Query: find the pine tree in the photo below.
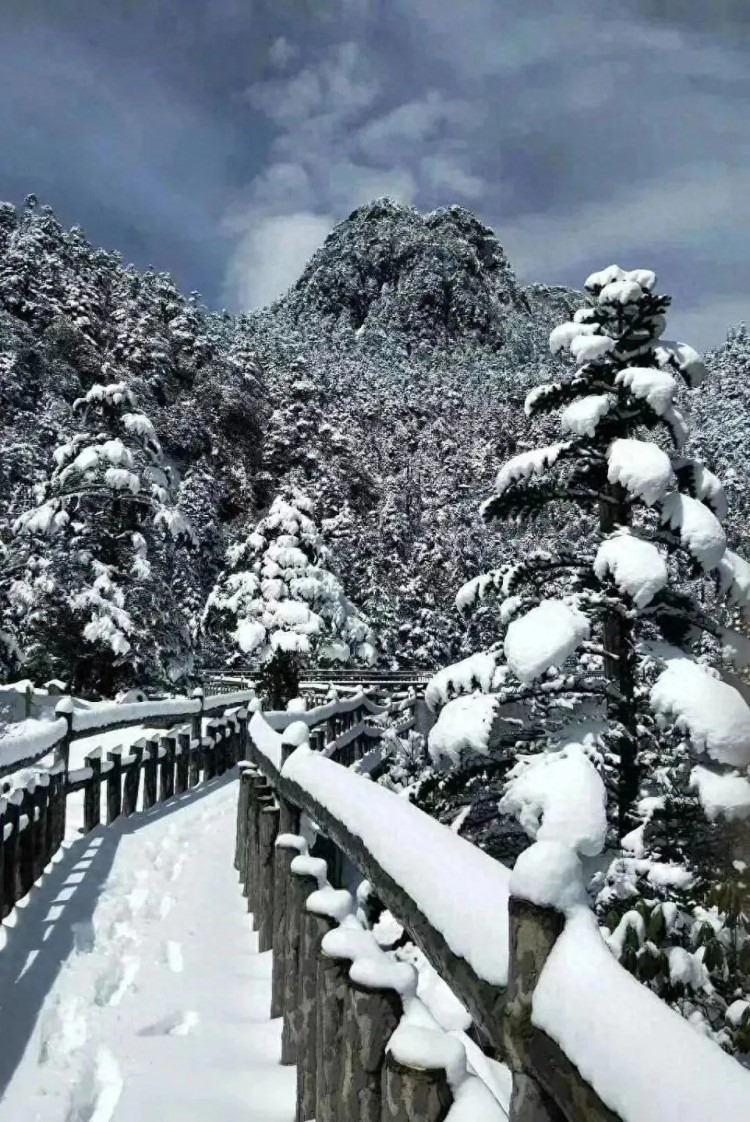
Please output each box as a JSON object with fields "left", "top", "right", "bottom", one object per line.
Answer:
{"left": 202, "top": 491, "right": 376, "bottom": 706}
{"left": 10, "top": 380, "right": 195, "bottom": 693}
{"left": 426, "top": 264, "right": 750, "bottom": 1054}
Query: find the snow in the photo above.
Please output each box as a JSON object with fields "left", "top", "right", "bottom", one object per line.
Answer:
{"left": 455, "top": 572, "right": 497, "bottom": 613}
{"left": 650, "top": 659, "right": 750, "bottom": 767}
{"left": 549, "top": 321, "right": 596, "bottom": 354}
{"left": 504, "top": 599, "right": 589, "bottom": 683}
{"left": 614, "top": 366, "right": 677, "bottom": 416}
{"left": 532, "top": 907, "right": 750, "bottom": 1122}
{"left": 387, "top": 1024, "right": 466, "bottom": 1086}
{"left": 499, "top": 744, "right": 607, "bottom": 856}
{"left": 281, "top": 742, "right": 511, "bottom": 985}
{"left": 427, "top": 693, "right": 500, "bottom": 765}
{"left": 607, "top": 438, "right": 674, "bottom": 506}
{"left": 0, "top": 779, "right": 296, "bottom": 1121}
{"left": 560, "top": 394, "right": 612, "bottom": 438}
{"left": 509, "top": 841, "right": 587, "bottom": 912}
{"left": 598, "top": 279, "right": 643, "bottom": 305}
{"left": 660, "top": 492, "right": 726, "bottom": 570}
{"left": 675, "top": 459, "right": 728, "bottom": 522}
{"left": 0, "top": 717, "right": 68, "bottom": 774}
{"left": 689, "top": 766, "right": 750, "bottom": 822}
{"left": 493, "top": 443, "right": 569, "bottom": 496}
{"left": 593, "top": 532, "right": 667, "bottom": 608}
{"left": 447, "top": 1073, "right": 507, "bottom": 1122}
{"left": 71, "top": 698, "right": 200, "bottom": 734}
{"left": 717, "top": 549, "right": 750, "bottom": 608}
{"left": 584, "top": 265, "right": 656, "bottom": 293}
{"left": 654, "top": 339, "right": 706, "bottom": 388}
{"left": 569, "top": 335, "right": 615, "bottom": 364}
{"left": 425, "top": 652, "right": 499, "bottom": 711}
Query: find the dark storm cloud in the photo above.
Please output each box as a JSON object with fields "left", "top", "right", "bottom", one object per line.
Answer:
{"left": 0, "top": 0, "right": 748, "bottom": 345}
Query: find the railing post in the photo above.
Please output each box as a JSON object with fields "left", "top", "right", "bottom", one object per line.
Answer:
{"left": 188, "top": 732, "right": 200, "bottom": 788}
{"left": 175, "top": 729, "right": 190, "bottom": 795}
{"left": 31, "top": 774, "right": 49, "bottom": 882}
{"left": 382, "top": 1025, "right": 460, "bottom": 1122}
{"left": 237, "top": 707, "right": 249, "bottom": 761}
{"left": 295, "top": 887, "right": 354, "bottom": 1122}
{"left": 271, "top": 835, "right": 307, "bottom": 1020}
{"left": 106, "top": 747, "right": 124, "bottom": 824}
{"left": 16, "top": 787, "right": 35, "bottom": 900}
{"left": 54, "top": 696, "right": 75, "bottom": 775}
{"left": 258, "top": 800, "right": 279, "bottom": 952}
{"left": 2, "top": 794, "right": 21, "bottom": 918}
{"left": 504, "top": 868, "right": 568, "bottom": 1122}
{"left": 281, "top": 857, "right": 326, "bottom": 1066}
{"left": 159, "top": 734, "right": 176, "bottom": 801}
{"left": 83, "top": 749, "right": 103, "bottom": 832}
{"left": 244, "top": 774, "right": 267, "bottom": 909}
{"left": 236, "top": 764, "right": 253, "bottom": 874}
{"left": 143, "top": 736, "right": 159, "bottom": 810}
{"left": 123, "top": 742, "right": 143, "bottom": 816}
{"left": 191, "top": 686, "right": 204, "bottom": 745}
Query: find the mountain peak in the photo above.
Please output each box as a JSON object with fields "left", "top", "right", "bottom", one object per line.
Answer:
{"left": 283, "top": 198, "right": 525, "bottom": 349}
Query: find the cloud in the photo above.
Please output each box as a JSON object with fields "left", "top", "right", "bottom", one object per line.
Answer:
{"left": 225, "top": 211, "right": 334, "bottom": 308}
{"left": 225, "top": 38, "right": 484, "bottom": 309}
{"left": 268, "top": 36, "right": 298, "bottom": 70}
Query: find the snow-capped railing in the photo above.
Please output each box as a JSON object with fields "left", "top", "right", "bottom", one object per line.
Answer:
{"left": 0, "top": 685, "right": 258, "bottom": 778}
{"left": 240, "top": 710, "right": 750, "bottom": 1122}
{"left": 0, "top": 704, "right": 249, "bottom": 924}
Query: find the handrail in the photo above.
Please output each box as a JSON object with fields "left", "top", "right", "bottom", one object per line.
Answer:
{"left": 240, "top": 706, "right": 750, "bottom": 1122}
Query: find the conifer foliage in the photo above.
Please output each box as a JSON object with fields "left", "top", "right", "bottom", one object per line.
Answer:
{"left": 426, "top": 264, "right": 750, "bottom": 1054}
{"left": 202, "top": 491, "right": 376, "bottom": 706}
{"left": 9, "top": 380, "right": 194, "bottom": 692}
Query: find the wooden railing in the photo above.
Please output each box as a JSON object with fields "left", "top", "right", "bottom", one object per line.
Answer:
{"left": 0, "top": 694, "right": 254, "bottom": 923}
{"left": 239, "top": 703, "right": 750, "bottom": 1122}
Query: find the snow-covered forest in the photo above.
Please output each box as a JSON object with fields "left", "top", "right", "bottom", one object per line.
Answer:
{"left": 3, "top": 192, "right": 750, "bottom": 1090}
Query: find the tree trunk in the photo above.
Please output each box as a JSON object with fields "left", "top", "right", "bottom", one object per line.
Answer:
{"left": 599, "top": 480, "right": 638, "bottom": 838}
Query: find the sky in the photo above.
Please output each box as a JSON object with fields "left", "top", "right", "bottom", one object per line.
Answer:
{"left": 0, "top": 0, "right": 749, "bottom": 348}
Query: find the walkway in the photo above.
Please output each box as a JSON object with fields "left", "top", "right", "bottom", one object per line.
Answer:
{"left": 0, "top": 773, "right": 294, "bottom": 1121}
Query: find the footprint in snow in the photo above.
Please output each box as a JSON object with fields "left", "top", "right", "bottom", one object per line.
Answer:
{"left": 64, "top": 1046, "right": 122, "bottom": 1122}
{"left": 39, "top": 995, "right": 87, "bottom": 1065}
{"left": 163, "top": 940, "right": 184, "bottom": 973}
{"left": 138, "top": 1009, "right": 199, "bottom": 1037}
{"left": 94, "top": 956, "right": 141, "bottom": 1007}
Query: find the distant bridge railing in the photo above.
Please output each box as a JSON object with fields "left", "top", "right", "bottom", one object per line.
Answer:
{"left": 239, "top": 703, "right": 750, "bottom": 1122}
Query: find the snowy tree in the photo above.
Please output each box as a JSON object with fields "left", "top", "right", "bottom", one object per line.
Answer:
{"left": 202, "top": 491, "right": 376, "bottom": 706}
{"left": 10, "top": 380, "right": 194, "bottom": 692}
{"left": 426, "top": 264, "right": 750, "bottom": 1053}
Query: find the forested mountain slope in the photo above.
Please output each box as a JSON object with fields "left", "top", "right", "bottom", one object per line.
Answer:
{"left": 0, "top": 194, "right": 747, "bottom": 678}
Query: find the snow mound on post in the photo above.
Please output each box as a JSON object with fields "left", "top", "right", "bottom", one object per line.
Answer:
{"left": 660, "top": 492, "right": 726, "bottom": 570}
{"left": 607, "top": 439, "right": 673, "bottom": 506}
{"left": 690, "top": 766, "right": 750, "bottom": 823}
{"left": 494, "top": 443, "right": 569, "bottom": 496}
{"left": 428, "top": 694, "right": 500, "bottom": 765}
{"left": 500, "top": 745, "right": 607, "bottom": 856}
{"left": 509, "top": 841, "right": 587, "bottom": 912}
{"left": 594, "top": 533, "right": 667, "bottom": 609}
{"left": 504, "top": 600, "right": 589, "bottom": 683}
{"left": 532, "top": 908, "right": 750, "bottom": 1122}
{"left": 650, "top": 660, "right": 750, "bottom": 767}
{"left": 560, "top": 395, "right": 612, "bottom": 438}
{"left": 425, "top": 652, "right": 499, "bottom": 711}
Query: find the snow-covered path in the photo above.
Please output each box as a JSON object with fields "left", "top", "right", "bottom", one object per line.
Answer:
{"left": 0, "top": 772, "right": 295, "bottom": 1121}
